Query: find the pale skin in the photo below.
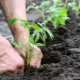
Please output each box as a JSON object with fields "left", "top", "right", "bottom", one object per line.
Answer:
{"left": 0, "top": 0, "right": 43, "bottom": 75}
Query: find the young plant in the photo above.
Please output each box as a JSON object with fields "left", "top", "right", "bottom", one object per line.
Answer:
{"left": 27, "top": 0, "right": 69, "bottom": 29}
{"left": 67, "top": 0, "right": 80, "bottom": 16}
{"left": 8, "top": 17, "right": 53, "bottom": 69}
{"left": 47, "top": 0, "right": 70, "bottom": 28}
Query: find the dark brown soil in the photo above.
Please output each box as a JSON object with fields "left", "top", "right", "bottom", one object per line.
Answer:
{"left": 0, "top": 10, "right": 80, "bottom": 80}
{"left": 0, "top": 0, "right": 80, "bottom": 80}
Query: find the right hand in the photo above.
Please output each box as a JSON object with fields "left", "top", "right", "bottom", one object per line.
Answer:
{"left": 0, "top": 34, "right": 24, "bottom": 75}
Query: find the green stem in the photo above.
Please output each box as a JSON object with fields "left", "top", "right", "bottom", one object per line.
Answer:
{"left": 26, "top": 41, "right": 30, "bottom": 69}
{"left": 38, "top": 8, "right": 46, "bottom": 27}
{"left": 64, "top": 0, "right": 68, "bottom": 11}
{"left": 42, "top": 8, "right": 46, "bottom": 27}
{"left": 65, "top": 0, "right": 68, "bottom": 8}
{"left": 76, "top": 0, "right": 80, "bottom": 16}
{"left": 24, "top": 28, "right": 30, "bottom": 70}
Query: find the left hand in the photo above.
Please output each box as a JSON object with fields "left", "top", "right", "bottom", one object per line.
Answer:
{"left": 14, "top": 31, "right": 43, "bottom": 68}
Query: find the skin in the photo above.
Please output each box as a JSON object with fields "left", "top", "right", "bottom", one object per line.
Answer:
{"left": 0, "top": 0, "right": 43, "bottom": 75}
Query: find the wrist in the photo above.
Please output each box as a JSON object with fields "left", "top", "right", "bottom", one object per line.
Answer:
{"left": 10, "top": 21, "right": 29, "bottom": 37}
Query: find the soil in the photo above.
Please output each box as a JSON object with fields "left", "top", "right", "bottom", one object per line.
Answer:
{"left": 0, "top": 1, "right": 80, "bottom": 80}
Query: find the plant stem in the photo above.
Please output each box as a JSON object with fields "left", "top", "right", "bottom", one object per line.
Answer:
{"left": 38, "top": 9, "right": 46, "bottom": 45}
{"left": 76, "top": 0, "right": 80, "bottom": 16}
{"left": 64, "top": 0, "right": 68, "bottom": 8}
{"left": 65, "top": 0, "right": 68, "bottom": 7}
{"left": 38, "top": 8, "right": 46, "bottom": 27}
{"left": 24, "top": 28, "right": 30, "bottom": 70}
{"left": 26, "top": 42, "right": 30, "bottom": 70}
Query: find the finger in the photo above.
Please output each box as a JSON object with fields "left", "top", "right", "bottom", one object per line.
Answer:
{"left": 30, "top": 57, "right": 38, "bottom": 67}
{"left": 7, "top": 70, "right": 18, "bottom": 76}
{"left": 37, "top": 59, "right": 41, "bottom": 68}
{"left": 18, "top": 67, "right": 24, "bottom": 74}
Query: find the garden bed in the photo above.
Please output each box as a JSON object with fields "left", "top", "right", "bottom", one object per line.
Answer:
{"left": 0, "top": 0, "right": 80, "bottom": 80}
{"left": 0, "top": 10, "right": 80, "bottom": 80}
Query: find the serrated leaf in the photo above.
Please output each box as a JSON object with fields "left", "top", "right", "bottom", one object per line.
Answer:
{"left": 59, "top": 17, "right": 65, "bottom": 25}
{"left": 26, "top": 5, "right": 34, "bottom": 11}
{"left": 8, "top": 18, "right": 20, "bottom": 26}
{"left": 63, "top": 16, "right": 70, "bottom": 20}
{"left": 10, "top": 41, "right": 20, "bottom": 48}
{"left": 48, "top": 14, "right": 55, "bottom": 19}
{"left": 37, "top": 22, "right": 44, "bottom": 27}
{"left": 32, "top": 23, "right": 40, "bottom": 30}
{"left": 43, "top": 27, "right": 54, "bottom": 40}
{"left": 46, "top": 7, "right": 60, "bottom": 14}
{"left": 53, "top": 0, "right": 62, "bottom": 5}
{"left": 43, "top": 32, "right": 47, "bottom": 39}
{"left": 35, "top": 43, "right": 44, "bottom": 46}
{"left": 53, "top": 17, "right": 59, "bottom": 29}
{"left": 21, "top": 22, "right": 25, "bottom": 27}
{"left": 34, "top": 33, "right": 40, "bottom": 43}
{"left": 72, "top": 6, "right": 78, "bottom": 11}
{"left": 22, "top": 48, "right": 26, "bottom": 57}
{"left": 29, "top": 35, "right": 35, "bottom": 44}
{"left": 33, "top": 51, "right": 37, "bottom": 58}
{"left": 34, "top": 6, "right": 40, "bottom": 10}
{"left": 28, "top": 43, "right": 32, "bottom": 51}
{"left": 18, "top": 41, "right": 23, "bottom": 47}
{"left": 68, "top": 2, "right": 77, "bottom": 7}
{"left": 58, "top": 7, "right": 67, "bottom": 16}
{"left": 40, "top": 1, "right": 50, "bottom": 8}
{"left": 20, "top": 20, "right": 29, "bottom": 28}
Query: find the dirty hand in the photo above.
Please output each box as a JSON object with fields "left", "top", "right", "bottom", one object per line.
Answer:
{"left": 14, "top": 29, "right": 43, "bottom": 68}
{"left": 0, "top": 34, "right": 24, "bottom": 75}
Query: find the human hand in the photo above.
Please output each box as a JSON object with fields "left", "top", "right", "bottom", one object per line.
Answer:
{"left": 0, "top": 34, "right": 24, "bottom": 75}
{"left": 14, "top": 31, "right": 43, "bottom": 68}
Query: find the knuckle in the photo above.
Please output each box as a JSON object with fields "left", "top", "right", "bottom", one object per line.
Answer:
{"left": 6, "top": 67, "right": 17, "bottom": 74}
{"left": 6, "top": 58, "right": 24, "bottom": 73}
{"left": 9, "top": 65, "right": 17, "bottom": 71}
{"left": 16, "top": 57, "right": 24, "bottom": 67}
{"left": 0, "top": 69, "right": 7, "bottom": 74}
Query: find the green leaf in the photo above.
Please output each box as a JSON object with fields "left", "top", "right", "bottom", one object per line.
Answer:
{"left": 34, "top": 6, "right": 40, "bottom": 10}
{"left": 10, "top": 41, "right": 20, "bottom": 48}
{"left": 46, "top": 7, "right": 60, "bottom": 14}
{"left": 58, "top": 7, "right": 67, "bottom": 16}
{"left": 34, "top": 33, "right": 40, "bottom": 43}
{"left": 48, "top": 14, "right": 55, "bottom": 19}
{"left": 26, "top": 5, "right": 34, "bottom": 11}
{"left": 68, "top": 2, "right": 77, "bottom": 7}
{"left": 35, "top": 43, "right": 44, "bottom": 46}
{"left": 37, "top": 22, "right": 44, "bottom": 27}
{"left": 43, "top": 32, "right": 47, "bottom": 39}
{"left": 53, "top": 0, "right": 62, "bottom": 5}
{"left": 21, "top": 22, "right": 25, "bottom": 27}
{"left": 63, "top": 16, "right": 70, "bottom": 20}
{"left": 29, "top": 35, "right": 35, "bottom": 44}
{"left": 32, "top": 23, "right": 40, "bottom": 30}
{"left": 53, "top": 17, "right": 59, "bottom": 28}
{"left": 8, "top": 18, "right": 20, "bottom": 26}
{"left": 43, "top": 27, "right": 54, "bottom": 40}
{"left": 72, "top": 6, "right": 78, "bottom": 11}
{"left": 28, "top": 43, "right": 32, "bottom": 51}
{"left": 20, "top": 20, "right": 29, "bottom": 28}
{"left": 22, "top": 48, "right": 26, "bottom": 57}
{"left": 18, "top": 41, "right": 23, "bottom": 47}
{"left": 40, "top": 1, "right": 50, "bottom": 8}
{"left": 59, "top": 17, "right": 65, "bottom": 25}
{"left": 33, "top": 51, "right": 37, "bottom": 58}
